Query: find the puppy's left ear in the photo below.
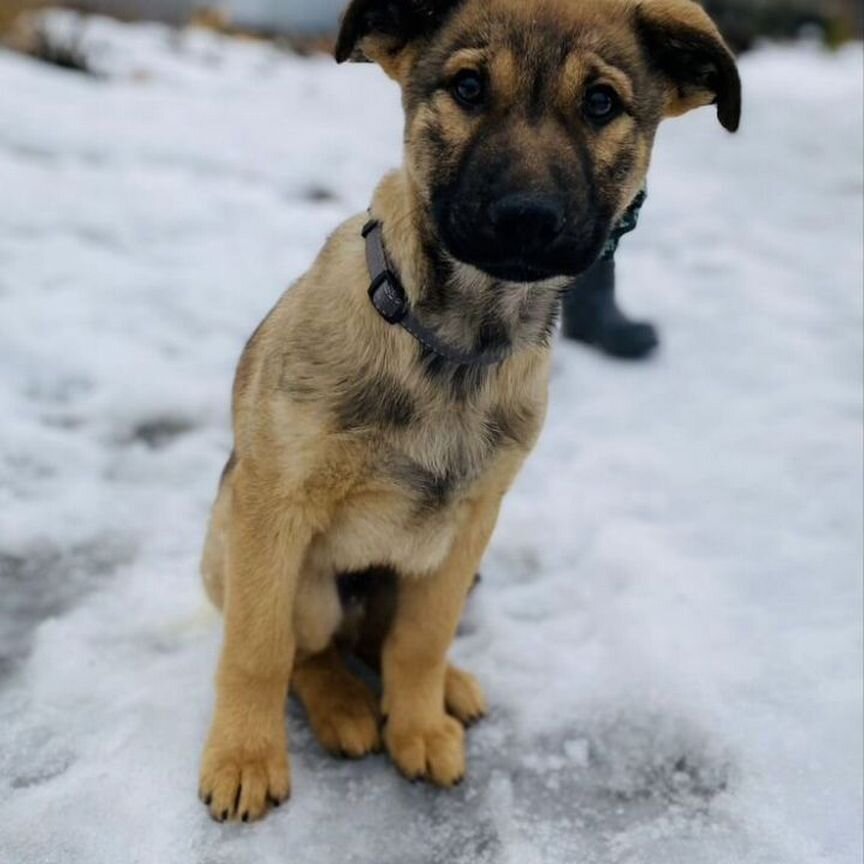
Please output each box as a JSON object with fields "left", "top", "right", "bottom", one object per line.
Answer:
{"left": 636, "top": 0, "right": 741, "bottom": 132}
{"left": 335, "top": 0, "right": 462, "bottom": 77}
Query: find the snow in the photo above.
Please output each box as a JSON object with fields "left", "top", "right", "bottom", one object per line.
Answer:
{"left": 0, "top": 15, "right": 861, "bottom": 864}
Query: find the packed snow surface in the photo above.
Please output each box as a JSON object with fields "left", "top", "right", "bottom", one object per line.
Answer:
{"left": 0, "top": 15, "right": 861, "bottom": 864}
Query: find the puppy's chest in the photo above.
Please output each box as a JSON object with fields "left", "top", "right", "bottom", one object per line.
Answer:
{"left": 383, "top": 414, "right": 500, "bottom": 511}
{"left": 312, "top": 402, "right": 530, "bottom": 577}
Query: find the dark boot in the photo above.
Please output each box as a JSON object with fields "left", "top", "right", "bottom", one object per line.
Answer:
{"left": 562, "top": 258, "right": 659, "bottom": 360}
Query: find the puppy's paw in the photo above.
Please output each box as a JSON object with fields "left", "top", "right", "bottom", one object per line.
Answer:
{"left": 445, "top": 665, "right": 487, "bottom": 727}
{"left": 386, "top": 713, "right": 465, "bottom": 786}
{"left": 199, "top": 730, "right": 291, "bottom": 823}
{"left": 309, "top": 679, "right": 382, "bottom": 759}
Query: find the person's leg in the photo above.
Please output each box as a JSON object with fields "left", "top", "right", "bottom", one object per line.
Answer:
{"left": 562, "top": 188, "right": 659, "bottom": 361}
{"left": 562, "top": 257, "right": 659, "bottom": 360}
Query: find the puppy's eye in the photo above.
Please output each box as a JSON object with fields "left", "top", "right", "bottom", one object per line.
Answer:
{"left": 451, "top": 70, "right": 485, "bottom": 108}
{"left": 583, "top": 85, "right": 622, "bottom": 125}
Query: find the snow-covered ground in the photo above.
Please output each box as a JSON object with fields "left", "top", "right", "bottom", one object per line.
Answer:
{"left": 0, "top": 15, "right": 861, "bottom": 864}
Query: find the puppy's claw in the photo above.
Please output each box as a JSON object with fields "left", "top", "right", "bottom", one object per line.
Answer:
{"left": 199, "top": 733, "right": 291, "bottom": 823}
{"left": 386, "top": 714, "right": 466, "bottom": 787}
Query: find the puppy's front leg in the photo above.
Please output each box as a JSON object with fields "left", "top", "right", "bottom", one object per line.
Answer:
{"left": 383, "top": 495, "right": 501, "bottom": 786}
{"left": 199, "top": 474, "right": 312, "bottom": 822}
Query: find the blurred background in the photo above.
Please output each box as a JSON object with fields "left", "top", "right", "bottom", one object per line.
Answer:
{"left": 0, "top": 2, "right": 861, "bottom": 864}
{"left": 1, "top": 0, "right": 862, "bottom": 55}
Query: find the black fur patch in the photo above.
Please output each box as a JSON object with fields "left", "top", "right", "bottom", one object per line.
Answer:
{"left": 337, "top": 565, "right": 398, "bottom": 609}
{"left": 335, "top": 373, "right": 417, "bottom": 431}
{"left": 391, "top": 457, "right": 459, "bottom": 513}
{"left": 279, "top": 368, "right": 319, "bottom": 402}
{"left": 415, "top": 239, "right": 456, "bottom": 316}
{"left": 484, "top": 403, "right": 538, "bottom": 451}
{"left": 419, "top": 352, "right": 494, "bottom": 401}
{"left": 473, "top": 310, "right": 512, "bottom": 355}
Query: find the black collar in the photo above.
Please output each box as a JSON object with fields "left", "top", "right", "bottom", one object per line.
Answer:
{"left": 363, "top": 220, "right": 512, "bottom": 367}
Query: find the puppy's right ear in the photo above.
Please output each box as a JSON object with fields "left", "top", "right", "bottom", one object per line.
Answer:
{"left": 335, "top": 0, "right": 462, "bottom": 76}
{"left": 637, "top": 0, "right": 741, "bottom": 132}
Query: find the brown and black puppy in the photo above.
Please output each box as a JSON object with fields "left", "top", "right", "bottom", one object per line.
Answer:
{"left": 197, "top": 0, "right": 740, "bottom": 823}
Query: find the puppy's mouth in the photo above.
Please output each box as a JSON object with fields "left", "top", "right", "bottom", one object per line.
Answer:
{"left": 464, "top": 258, "right": 569, "bottom": 284}
{"left": 440, "top": 231, "right": 610, "bottom": 285}
{"left": 434, "top": 199, "right": 611, "bottom": 284}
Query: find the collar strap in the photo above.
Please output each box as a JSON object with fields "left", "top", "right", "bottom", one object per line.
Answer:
{"left": 363, "top": 219, "right": 511, "bottom": 367}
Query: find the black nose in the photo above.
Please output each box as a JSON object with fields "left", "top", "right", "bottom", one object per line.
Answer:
{"left": 487, "top": 194, "right": 565, "bottom": 252}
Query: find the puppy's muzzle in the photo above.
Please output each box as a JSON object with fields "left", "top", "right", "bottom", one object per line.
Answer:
{"left": 440, "top": 191, "right": 604, "bottom": 283}
{"left": 484, "top": 193, "right": 566, "bottom": 255}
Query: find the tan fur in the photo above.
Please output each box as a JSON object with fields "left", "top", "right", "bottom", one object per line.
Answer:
{"left": 198, "top": 0, "right": 739, "bottom": 822}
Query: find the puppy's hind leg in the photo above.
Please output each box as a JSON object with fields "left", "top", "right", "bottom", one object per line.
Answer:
{"left": 293, "top": 645, "right": 381, "bottom": 759}
{"left": 445, "top": 665, "right": 487, "bottom": 727}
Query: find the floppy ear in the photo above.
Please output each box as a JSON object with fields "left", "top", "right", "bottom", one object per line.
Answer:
{"left": 335, "top": 0, "right": 462, "bottom": 74}
{"left": 636, "top": 0, "right": 741, "bottom": 132}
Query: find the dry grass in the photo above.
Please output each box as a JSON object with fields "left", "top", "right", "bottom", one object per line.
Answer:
{"left": 1, "top": 2, "right": 93, "bottom": 74}
{"left": 0, "top": 1, "right": 42, "bottom": 36}
{"left": 187, "top": 6, "right": 336, "bottom": 57}
{"left": 26, "top": 24, "right": 92, "bottom": 73}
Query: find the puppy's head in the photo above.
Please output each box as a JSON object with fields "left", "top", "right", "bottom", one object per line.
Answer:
{"left": 337, "top": 0, "right": 740, "bottom": 283}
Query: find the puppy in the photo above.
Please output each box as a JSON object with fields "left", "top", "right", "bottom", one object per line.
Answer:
{"left": 197, "top": 0, "right": 740, "bottom": 822}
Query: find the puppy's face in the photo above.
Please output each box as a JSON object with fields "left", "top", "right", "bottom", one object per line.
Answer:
{"left": 337, "top": 0, "right": 740, "bottom": 283}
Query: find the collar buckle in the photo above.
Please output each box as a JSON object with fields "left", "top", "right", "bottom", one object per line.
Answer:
{"left": 368, "top": 270, "right": 408, "bottom": 325}
{"left": 362, "top": 215, "right": 511, "bottom": 367}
